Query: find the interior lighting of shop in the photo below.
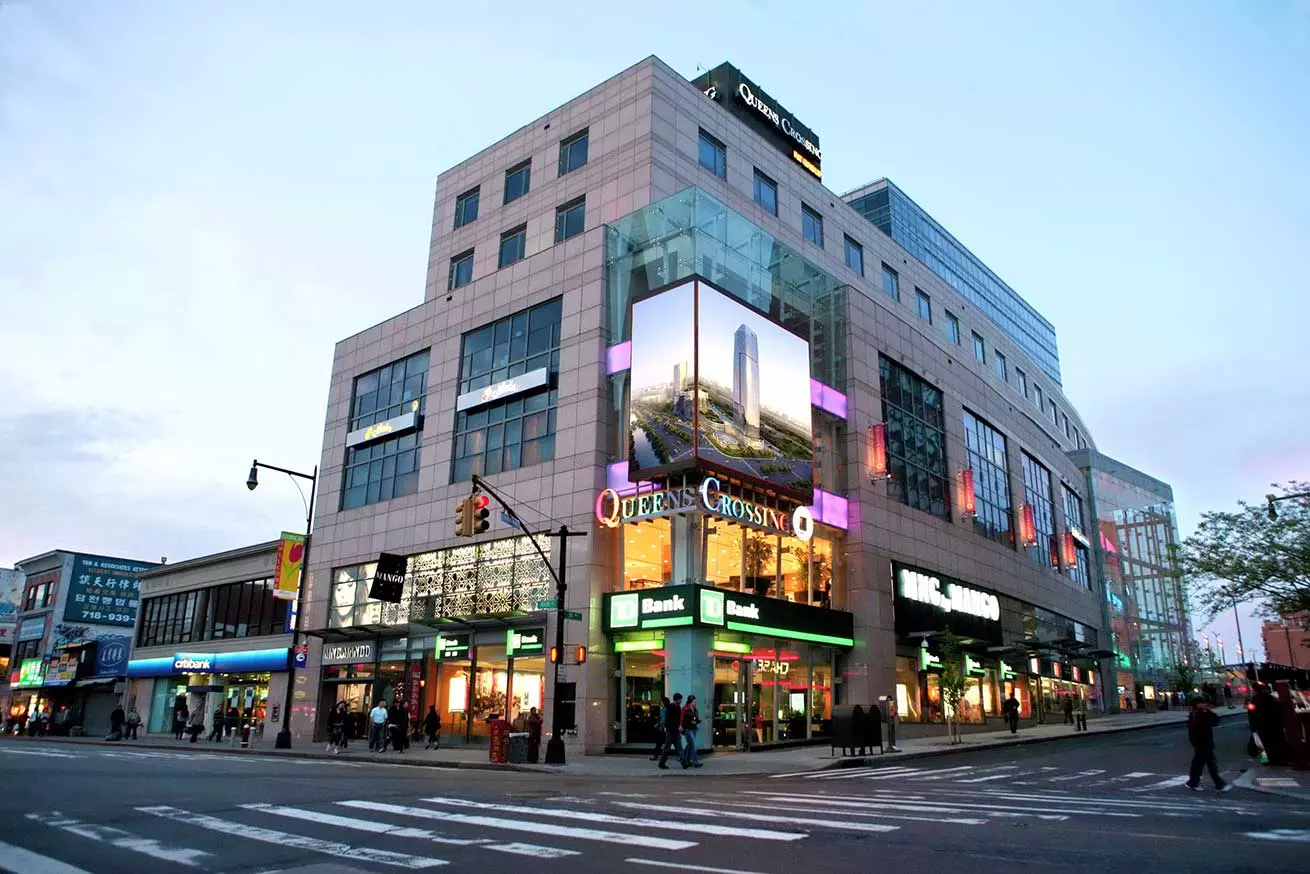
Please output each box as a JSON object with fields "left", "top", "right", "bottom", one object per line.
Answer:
{"left": 711, "top": 639, "right": 752, "bottom": 654}
{"left": 958, "top": 468, "right": 976, "bottom": 517}
{"left": 750, "top": 647, "right": 801, "bottom": 661}
{"left": 1018, "top": 503, "right": 1037, "bottom": 547}
{"left": 1029, "top": 657, "right": 1040, "bottom": 673}
{"left": 868, "top": 422, "right": 888, "bottom": 480}
{"left": 614, "top": 639, "right": 664, "bottom": 653}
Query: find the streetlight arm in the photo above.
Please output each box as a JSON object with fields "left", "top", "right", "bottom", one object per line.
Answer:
{"left": 254, "top": 459, "right": 317, "bottom": 483}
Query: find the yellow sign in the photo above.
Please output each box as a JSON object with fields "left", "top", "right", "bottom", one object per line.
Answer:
{"left": 273, "top": 532, "right": 306, "bottom": 601}
{"left": 792, "top": 150, "right": 822, "bottom": 180}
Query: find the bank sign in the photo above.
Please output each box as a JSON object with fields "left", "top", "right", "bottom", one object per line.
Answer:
{"left": 692, "top": 62, "right": 823, "bottom": 180}
{"left": 595, "top": 476, "right": 814, "bottom": 542}
{"left": 603, "top": 584, "right": 853, "bottom": 647}
{"left": 892, "top": 563, "right": 1004, "bottom": 645}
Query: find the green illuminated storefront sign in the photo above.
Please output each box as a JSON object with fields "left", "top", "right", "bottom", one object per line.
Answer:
{"left": 602, "top": 584, "right": 853, "bottom": 648}
{"left": 506, "top": 628, "right": 545, "bottom": 656}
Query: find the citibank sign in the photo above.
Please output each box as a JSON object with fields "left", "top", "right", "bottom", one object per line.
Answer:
{"left": 897, "top": 568, "right": 1000, "bottom": 622}
{"left": 735, "top": 83, "right": 822, "bottom": 162}
{"left": 595, "top": 476, "right": 813, "bottom": 542}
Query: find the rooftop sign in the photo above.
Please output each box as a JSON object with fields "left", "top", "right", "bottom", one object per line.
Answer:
{"left": 692, "top": 63, "right": 823, "bottom": 179}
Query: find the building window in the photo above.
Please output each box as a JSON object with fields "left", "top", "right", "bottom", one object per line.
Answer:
{"left": 23, "top": 580, "right": 53, "bottom": 610}
{"left": 1034, "top": 384, "right": 1045, "bottom": 412}
{"left": 14, "top": 639, "right": 41, "bottom": 663}
{"left": 558, "top": 129, "right": 589, "bottom": 176}
{"left": 880, "top": 356, "right": 950, "bottom": 518}
{"left": 341, "top": 349, "right": 429, "bottom": 510}
{"left": 945, "top": 310, "right": 960, "bottom": 344}
{"left": 452, "top": 298, "right": 562, "bottom": 482}
{"left": 504, "top": 160, "right": 531, "bottom": 204}
{"left": 1061, "top": 412, "right": 1071, "bottom": 438}
{"left": 1074, "top": 427, "right": 1086, "bottom": 450}
{"left": 498, "top": 226, "right": 527, "bottom": 268}
{"left": 801, "top": 204, "right": 824, "bottom": 247}
{"left": 962, "top": 409, "right": 1013, "bottom": 547}
{"left": 453, "top": 187, "right": 480, "bottom": 229}
{"left": 698, "top": 129, "right": 726, "bottom": 178}
{"left": 844, "top": 236, "right": 864, "bottom": 276}
{"left": 1049, "top": 401, "right": 1059, "bottom": 424}
{"left": 881, "top": 264, "right": 899, "bottom": 301}
{"left": 753, "top": 170, "right": 777, "bottom": 215}
{"left": 555, "top": 197, "right": 585, "bottom": 243}
{"left": 994, "top": 351, "right": 1008, "bottom": 383}
{"left": 972, "top": 332, "right": 986, "bottom": 363}
{"left": 137, "top": 580, "right": 287, "bottom": 647}
{"left": 1020, "top": 452, "right": 1057, "bottom": 569}
{"left": 449, "top": 250, "right": 474, "bottom": 290}
{"left": 1015, "top": 368, "right": 1028, "bottom": 398}
{"left": 1062, "top": 486, "right": 1091, "bottom": 588}
{"left": 915, "top": 290, "right": 932, "bottom": 323}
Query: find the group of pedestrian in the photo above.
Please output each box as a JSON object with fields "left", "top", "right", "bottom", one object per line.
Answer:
{"left": 651, "top": 693, "right": 703, "bottom": 770}
{"left": 105, "top": 705, "right": 141, "bottom": 740}
{"left": 366, "top": 698, "right": 411, "bottom": 753}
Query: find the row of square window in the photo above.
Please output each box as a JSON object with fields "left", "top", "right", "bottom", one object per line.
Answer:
{"left": 448, "top": 196, "right": 586, "bottom": 291}
{"left": 700, "top": 129, "right": 1082, "bottom": 449}
{"left": 452, "top": 129, "right": 589, "bottom": 229}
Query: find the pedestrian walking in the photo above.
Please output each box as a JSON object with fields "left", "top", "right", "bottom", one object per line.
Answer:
{"left": 125, "top": 707, "right": 141, "bottom": 740}
{"left": 423, "top": 705, "right": 441, "bottom": 749}
{"left": 658, "top": 693, "right": 683, "bottom": 770}
{"left": 368, "top": 699, "right": 389, "bottom": 752}
{"left": 1003, "top": 692, "right": 1021, "bottom": 734}
{"left": 1251, "top": 683, "right": 1289, "bottom": 766}
{"left": 108, "top": 704, "right": 126, "bottom": 741}
{"left": 388, "top": 701, "right": 409, "bottom": 753}
{"left": 1062, "top": 695, "right": 1074, "bottom": 726}
{"left": 650, "top": 697, "right": 669, "bottom": 761}
{"left": 526, "top": 707, "right": 543, "bottom": 763}
{"left": 187, "top": 707, "right": 205, "bottom": 743}
{"left": 680, "top": 695, "right": 702, "bottom": 769}
{"left": 324, "top": 701, "right": 347, "bottom": 753}
{"left": 209, "top": 706, "right": 225, "bottom": 742}
{"left": 1185, "top": 694, "right": 1231, "bottom": 792}
{"left": 173, "top": 703, "right": 188, "bottom": 740}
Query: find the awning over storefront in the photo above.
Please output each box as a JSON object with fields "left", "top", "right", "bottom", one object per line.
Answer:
{"left": 602, "top": 584, "right": 854, "bottom": 647}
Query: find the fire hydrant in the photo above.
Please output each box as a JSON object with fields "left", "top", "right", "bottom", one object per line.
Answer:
{"left": 241, "top": 722, "right": 251, "bottom": 748}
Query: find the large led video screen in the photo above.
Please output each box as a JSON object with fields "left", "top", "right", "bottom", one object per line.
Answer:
{"left": 628, "top": 279, "right": 814, "bottom": 497}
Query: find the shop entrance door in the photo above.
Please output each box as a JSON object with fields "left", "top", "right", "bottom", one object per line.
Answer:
{"left": 712, "top": 657, "right": 752, "bottom": 750}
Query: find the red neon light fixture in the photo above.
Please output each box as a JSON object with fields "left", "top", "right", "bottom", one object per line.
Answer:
{"left": 1061, "top": 531, "right": 1077, "bottom": 567}
{"left": 1019, "top": 503, "right": 1037, "bottom": 547}
{"left": 869, "top": 422, "right": 888, "bottom": 480}
{"left": 958, "top": 469, "right": 976, "bottom": 517}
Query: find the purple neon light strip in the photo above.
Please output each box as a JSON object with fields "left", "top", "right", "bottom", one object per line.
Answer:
{"left": 809, "top": 378, "right": 847, "bottom": 420}
{"left": 606, "top": 342, "right": 632, "bottom": 375}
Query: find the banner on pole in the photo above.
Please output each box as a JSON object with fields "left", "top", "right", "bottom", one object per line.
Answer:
{"left": 273, "top": 532, "right": 306, "bottom": 600}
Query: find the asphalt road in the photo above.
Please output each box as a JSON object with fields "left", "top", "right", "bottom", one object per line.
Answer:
{"left": 0, "top": 718, "right": 1306, "bottom": 874}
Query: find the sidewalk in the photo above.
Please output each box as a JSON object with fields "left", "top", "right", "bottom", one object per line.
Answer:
{"left": 1234, "top": 765, "right": 1310, "bottom": 803}
{"left": 3, "top": 708, "right": 1215, "bottom": 778}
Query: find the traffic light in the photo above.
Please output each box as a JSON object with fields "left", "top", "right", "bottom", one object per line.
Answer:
{"left": 454, "top": 496, "right": 472, "bottom": 537}
{"left": 575, "top": 645, "right": 587, "bottom": 665}
{"left": 472, "top": 494, "right": 491, "bottom": 534}
{"left": 549, "top": 645, "right": 561, "bottom": 664}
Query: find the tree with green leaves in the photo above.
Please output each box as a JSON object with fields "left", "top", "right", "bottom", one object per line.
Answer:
{"left": 1176, "top": 481, "right": 1310, "bottom": 620}
{"left": 1171, "top": 661, "right": 1197, "bottom": 694}
{"left": 936, "top": 633, "right": 970, "bottom": 745}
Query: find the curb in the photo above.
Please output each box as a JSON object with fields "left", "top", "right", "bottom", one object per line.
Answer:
{"left": 1233, "top": 765, "right": 1310, "bottom": 802}
{"left": 809, "top": 713, "right": 1242, "bottom": 773}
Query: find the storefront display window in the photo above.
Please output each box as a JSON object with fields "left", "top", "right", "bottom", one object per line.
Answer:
{"left": 1003, "top": 678, "right": 1033, "bottom": 718}
{"left": 509, "top": 656, "right": 545, "bottom": 729}
{"left": 436, "top": 660, "right": 472, "bottom": 740}
{"left": 624, "top": 519, "right": 671, "bottom": 589}
{"left": 895, "top": 656, "right": 921, "bottom": 722}
{"left": 621, "top": 651, "right": 665, "bottom": 745}
{"left": 810, "top": 658, "right": 832, "bottom": 737}
{"left": 471, "top": 645, "right": 508, "bottom": 737}
{"left": 777, "top": 535, "right": 807, "bottom": 603}
{"left": 706, "top": 522, "right": 743, "bottom": 591}
{"left": 150, "top": 678, "right": 186, "bottom": 733}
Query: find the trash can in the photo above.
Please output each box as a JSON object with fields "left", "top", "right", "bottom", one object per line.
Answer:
{"left": 507, "top": 732, "right": 529, "bottom": 764}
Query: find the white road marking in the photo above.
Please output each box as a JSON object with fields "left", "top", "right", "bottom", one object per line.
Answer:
{"left": 863, "top": 787, "right": 1233, "bottom": 812}
{"left": 610, "top": 800, "right": 904, "bottom": 831}
{"left": 420, "top": 797, "right": 806, "bottom": 842}
{"left": 487, "top": 842, "right": 580, "bottom": 858}
{"left": 741, "top": 793, "right": 1074, "bottom": 821}
{"left": 626, "top": 859, "right": 769, "bottom": 874}
{"left": 857, "top": 768, "right": 928, "bottom": 781}
{"left": 26, "top": 813, "right": 210, "bottom": 867}
{"left": 1121, "top": 771, "right": 1155, "bottom": 779}
{"left": 954, "top": 773, "right": 1015, "bottom": 783}
{"left": 0, "top": 840, "right": 94, "bottom": 874}
{"left": 1245, "top": 829, "right": 1310, "bottom": 842}
{"left": 135, "top": 805, "right": 446, "bottom": 869}
{"left": 337, "top": 800, "right": 695, "bottom": 851}
{"left": 915, "top": 766, "right": 978, "bottom": 781}
{"left": 0, "top": 747, "right": 81, "bottom": 759}
{"left": 241, "top": 804, "right": 490, "bottom": 845}
{"left": 1129, "top": 777, "right": 1190, "bottom": 792}
{"left": 1047, "top": 769, "right": 1107, "bottom": 782}
{"left": 794, "top": 766, "right": 891, "bottom": 780}
{"left": 816, "top": 767, "right": 922, "bottom": 781}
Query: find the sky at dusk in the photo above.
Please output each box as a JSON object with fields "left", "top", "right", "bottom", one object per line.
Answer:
{"left": 3, "top": 1, "right": 1308, "bottom": 657}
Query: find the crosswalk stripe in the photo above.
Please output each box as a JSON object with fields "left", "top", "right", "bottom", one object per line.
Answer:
{"left": 915, "top": 766, "right": 977, "bottom": 781}
{"left": 0, "top": 747, "right": 80, "bottom": 759}
{"left": 337, "top": 800, "right": 695, "bottom": 851}
{"left": 419, "top": 797, "right": 807, "bottom": 842}
{"left": 815, "top": 767, "right": 920, "bottom": 781}
{"left": 740, "top": 793, "right": 1074, "bottom": 821}
{"left": 954, "top": 773, "right": 1014, "bottom": 783}
{"left": 626, "top": 858, "right": 770, "bottom": 874}
{"left": 0, "top": 839, "right": 93, "bottom": 874}
{"left": 1047, "top": 769, "right": 1106, "bottom": 782}
{"left": 1130, "top": 777, "right": 1189, "bottom": 792}
{"left": 744, "top": 791, "right": 1138, "bottom": 819}
{"left": 902, "top": 788, "right": 1227, "bottom": 812}
{"left": 241, "top": 804, "right": 491, "bottom": 846}
{"left": 858, "top": 767, "right": 927, "bottom": 780}
{"left": 26, "top": 813, "right": 211, "bottom": 867}
{"left": 610, "top": 800, "right": 904, "bottom": 831}
{"left": 486, "top": 842, "right": 581, "bottom": 858}
{"left": 136, "top": 805, "right": 446, "bottom": 869}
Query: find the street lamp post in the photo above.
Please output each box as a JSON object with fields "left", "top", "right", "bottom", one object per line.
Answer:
{"left": 247, "top": 458, "right": 318, "bottom": 750}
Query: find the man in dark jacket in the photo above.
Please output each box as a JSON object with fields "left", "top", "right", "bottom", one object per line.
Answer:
{"left": 108, "top": 705, "right": 126, "bottom": 741}
{"left": 1002, "top": 693, "right": 1021, "bottom": 734}
{"left": 657, "top": 693, "right": 683, "bottom": 770}
{"left": 650, "top": 697, "right": 669, "bottom": 761}
{"left": 1185, "top": 695, "right": 1231, "bottom": 792}
{"left": 1252, "top": 684, "right": 1288, "bottom": 766}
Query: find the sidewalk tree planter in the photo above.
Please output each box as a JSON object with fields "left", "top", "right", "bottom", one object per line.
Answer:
{"left": 938, "top": 633, "right": 969, "bottom": 745}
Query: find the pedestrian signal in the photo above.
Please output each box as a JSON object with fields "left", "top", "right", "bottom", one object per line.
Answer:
{"left": 549, "top": 645, "right": 561, "bottom": 664}
{"left": 575, "top": 645, "right": 587, "bottom": 665}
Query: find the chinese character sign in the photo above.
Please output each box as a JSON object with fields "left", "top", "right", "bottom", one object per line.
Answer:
{"left": 63, "top": 555, "right": 155, "bottom": 627}
{"left": 272, "top": 532, "right": 306, "bottom": 601}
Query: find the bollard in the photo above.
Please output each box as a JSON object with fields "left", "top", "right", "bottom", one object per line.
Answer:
{"left": 241, "top": 723, "right": 251, "bottom": 748}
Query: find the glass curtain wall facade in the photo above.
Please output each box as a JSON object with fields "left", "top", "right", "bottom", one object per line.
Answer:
{"left": 878, "top": 356, "right": 949, "bottom": 518}
{"left": 846, "top": 180, "right": 1061, "bottom": 385}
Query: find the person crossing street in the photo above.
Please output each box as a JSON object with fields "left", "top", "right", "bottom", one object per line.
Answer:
{"left": 1185, "top": 694, "right": 1232, "bottom": 792}
{"left": 657, "top": 693, "right": 683, "bottom": 770}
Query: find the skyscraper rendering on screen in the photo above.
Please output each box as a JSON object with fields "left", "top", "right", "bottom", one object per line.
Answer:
{"left": 733, "top": 323, "right": 760, "bottom": 438}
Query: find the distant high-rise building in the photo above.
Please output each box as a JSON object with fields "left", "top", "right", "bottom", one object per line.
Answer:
{"left": 733, "top": 324, "right": 760, "bottom": 437}
{"left": 673, "top": 360, "right": 692, "bottom": 418}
